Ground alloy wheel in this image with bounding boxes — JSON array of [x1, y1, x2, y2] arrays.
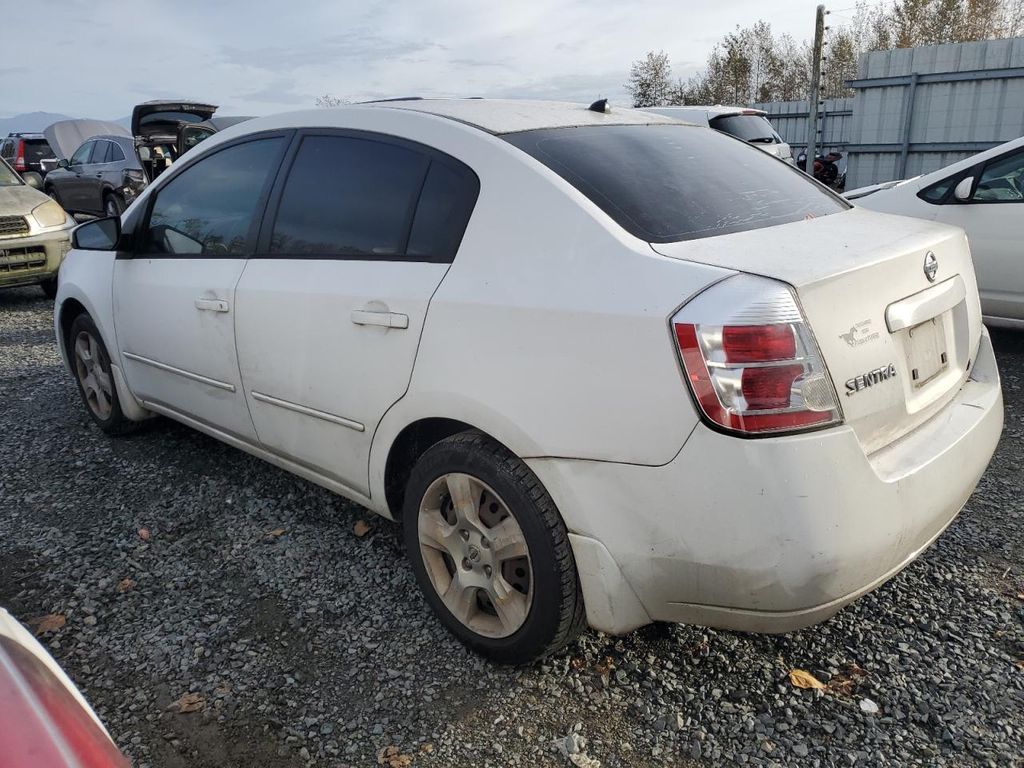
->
[[73, 331, 113, 420], [417, 472, 533, 638]]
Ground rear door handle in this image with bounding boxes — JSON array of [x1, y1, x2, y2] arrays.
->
[[350, 309, 409, 329], [195, 297, 229, 313]]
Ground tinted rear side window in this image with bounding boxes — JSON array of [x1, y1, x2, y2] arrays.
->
[[407, 161, 479, 259], [504, 125, 847, 243], [270, 134, 478, 261], [90, 141, 110, 164]]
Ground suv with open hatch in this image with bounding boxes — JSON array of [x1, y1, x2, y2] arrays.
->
[[54, 99, 1002, 663]]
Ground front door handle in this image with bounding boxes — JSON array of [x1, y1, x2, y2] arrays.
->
[[195, 297, 229, 313], [350, 309, 409, 329]]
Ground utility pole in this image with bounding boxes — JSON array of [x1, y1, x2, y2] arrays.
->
[[805, 4, 826, 175]]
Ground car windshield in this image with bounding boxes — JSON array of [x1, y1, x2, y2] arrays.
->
[[504, 124, 847, 243], [0, 160, 22, 186], [709, 114, 778, 143]]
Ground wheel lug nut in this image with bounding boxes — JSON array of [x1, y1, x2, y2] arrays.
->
[[480, 538, 491, 549], [461, 558, 472, 571], [484, 565, 492, 577], [459, 529, 470, 541]]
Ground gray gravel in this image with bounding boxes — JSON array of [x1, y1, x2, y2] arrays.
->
[[1, 285, 1022, 767]]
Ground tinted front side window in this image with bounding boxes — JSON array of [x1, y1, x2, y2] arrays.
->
[[144, 137, 282, 256], [505, 125, 847, 243], [70, 142, 92, 166], [974, 150, 1024, 202], [271, 135, 429, 257]]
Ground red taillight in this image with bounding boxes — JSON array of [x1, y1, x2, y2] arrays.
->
[[671, 275, 842, 436], [14, 140, 26, 172], [0, 637, 129, 768], [723, 325, 795, 362]]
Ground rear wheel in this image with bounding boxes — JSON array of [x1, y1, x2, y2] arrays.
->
[[403, 431, 585, 664], [68, 313, 138, 435]]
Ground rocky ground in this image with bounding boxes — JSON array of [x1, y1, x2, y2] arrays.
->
[[0, 286, 1021, 767]]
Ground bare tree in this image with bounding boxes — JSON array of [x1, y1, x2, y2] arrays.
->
[[315, 94, 347, 108], [625, 51, 674, 107]]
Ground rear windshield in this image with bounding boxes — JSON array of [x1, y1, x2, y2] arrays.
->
[[709, 114, 778, 144], [22, 139, 54, 163], [504, 125, 847, 243]]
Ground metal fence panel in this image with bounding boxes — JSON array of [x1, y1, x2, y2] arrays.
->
[[845, 38, 1024, 189], [752, 98, 853, 156], [756, 38, 1024, 190]]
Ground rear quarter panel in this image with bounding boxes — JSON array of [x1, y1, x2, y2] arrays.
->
[[370, 125, 733, 492]]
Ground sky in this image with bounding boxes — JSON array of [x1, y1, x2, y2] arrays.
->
[[3, 0, 817, 120]]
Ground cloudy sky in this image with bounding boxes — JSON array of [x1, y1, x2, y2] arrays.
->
[[4, 0, 816, 119]]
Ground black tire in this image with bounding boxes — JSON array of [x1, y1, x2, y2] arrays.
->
[[402, 430, 585, 664], [67, 313, 138, 436], [103, 193, 125, 217], [40, 277, 58, 299]]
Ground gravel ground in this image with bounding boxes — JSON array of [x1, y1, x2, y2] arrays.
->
[[1, 286, 1022, 767]]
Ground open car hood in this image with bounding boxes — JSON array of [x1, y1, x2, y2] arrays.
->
[[132, 100, 217, 139], [43, 119, 130, 160]]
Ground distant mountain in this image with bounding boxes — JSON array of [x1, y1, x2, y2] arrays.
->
[[0, 111, 75, 135]]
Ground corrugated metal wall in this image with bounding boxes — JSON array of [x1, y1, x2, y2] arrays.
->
[[752, 98, 853, 157], [756, 38, 1024, 189], [846, 38, 1024, 189]]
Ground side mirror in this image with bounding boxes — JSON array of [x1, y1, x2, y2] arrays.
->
[[57, 158, 70, 169], [72, 216, 121, 251], [953, 176, 974, 202]]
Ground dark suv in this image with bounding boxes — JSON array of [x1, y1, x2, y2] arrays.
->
[[0, 133, 57, 187], [44, 135, 143, 217], [44, 101, 226, 217]]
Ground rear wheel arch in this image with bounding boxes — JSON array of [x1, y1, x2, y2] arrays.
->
[[384, 418, 477, 518]]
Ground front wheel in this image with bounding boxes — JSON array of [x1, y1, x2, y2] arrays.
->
[[68, 313, 138, 435], [104, 193, 125, 217], [402, 431, 585, 664]]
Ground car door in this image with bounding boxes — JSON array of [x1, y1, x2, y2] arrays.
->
[[81, 140, 111, 214], [60, 140, 95, 211], [234, 131, 479, 495], [931, 148, 1024, 321], [113, 133, 289, 440]]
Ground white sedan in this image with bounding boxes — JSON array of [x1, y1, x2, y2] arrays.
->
[[848, 136, 1024, 328], [55, 99, 1002, 663]]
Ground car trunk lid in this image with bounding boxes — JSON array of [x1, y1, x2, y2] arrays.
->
[[131, 101, 217, 140], [653, 208, 983, 454]]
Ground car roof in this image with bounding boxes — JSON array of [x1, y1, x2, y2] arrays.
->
[[361, 99, 679, 135], [647, 105, 767, 117]]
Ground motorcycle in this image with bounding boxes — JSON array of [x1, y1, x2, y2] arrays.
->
[[796, 150, 844, 187]]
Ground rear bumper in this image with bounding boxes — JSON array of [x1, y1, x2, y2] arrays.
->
[[0, 226, 72, 289], [528, 328, 1002, 635]]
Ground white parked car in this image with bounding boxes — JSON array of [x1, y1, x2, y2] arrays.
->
[[848, 136, 1024, 328], [643, 105, 795, 164], [55, 99, 1002, 663]]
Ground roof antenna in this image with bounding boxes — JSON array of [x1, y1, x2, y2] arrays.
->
[[588, 98, 610, 113]]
